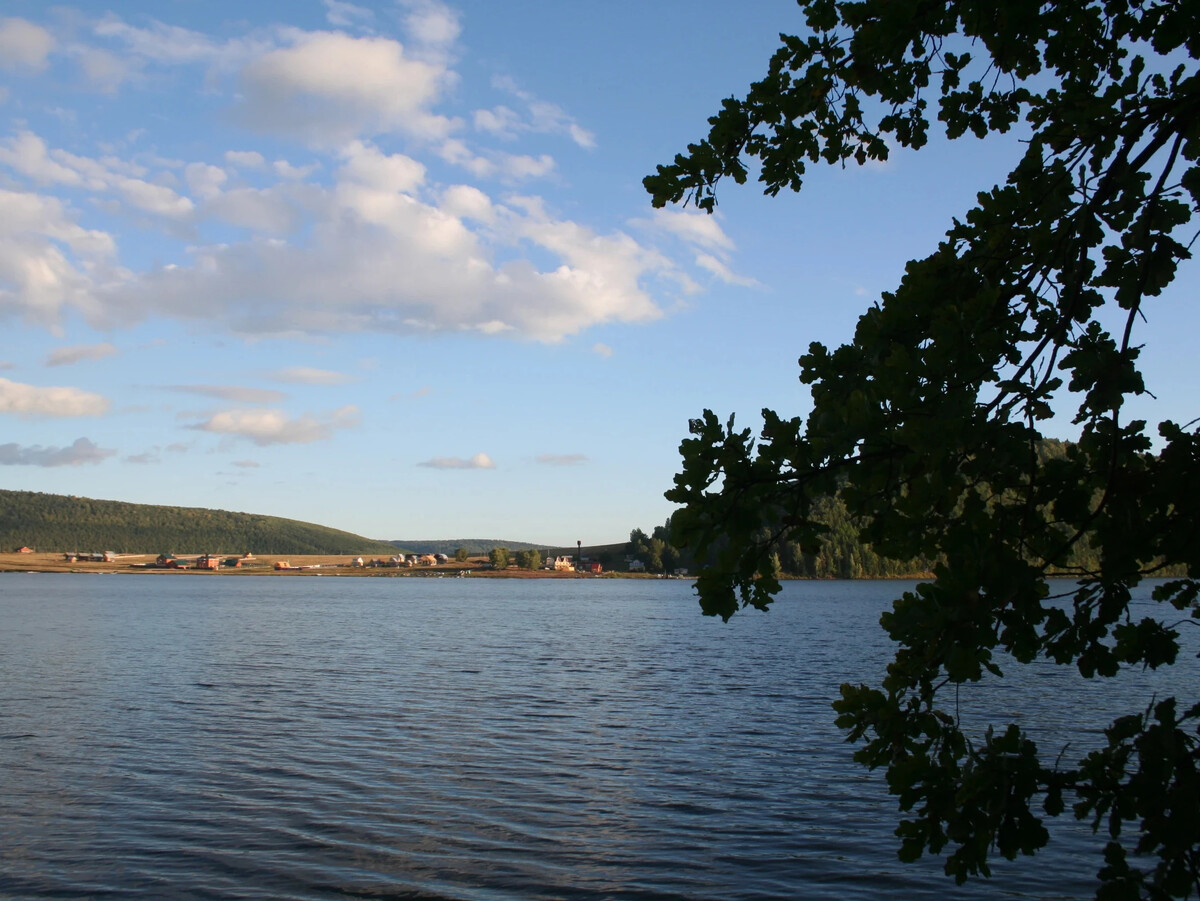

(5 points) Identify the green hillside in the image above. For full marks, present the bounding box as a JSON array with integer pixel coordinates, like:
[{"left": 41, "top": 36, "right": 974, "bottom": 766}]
[{"left": 0, "top": 490, "right": 396, "bottom": 555}]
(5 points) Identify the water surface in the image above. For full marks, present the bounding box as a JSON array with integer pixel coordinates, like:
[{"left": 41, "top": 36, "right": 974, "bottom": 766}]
[{"left": 1, "top": 576, "right": 1192, "bottom": 899}]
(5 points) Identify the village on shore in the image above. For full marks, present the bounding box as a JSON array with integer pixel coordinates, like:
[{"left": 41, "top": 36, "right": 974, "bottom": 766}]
[{"left": 0, "top": 547, "right": 668, "bottom": 578}]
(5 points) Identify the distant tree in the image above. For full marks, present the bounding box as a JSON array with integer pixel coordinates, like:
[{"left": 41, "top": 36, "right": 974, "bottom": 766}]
[
  {"left": 514, "top": 548, "right": 542, "bottom": 571},
  {"left": 455, "top": 546, "right": 469, "bottom": 563},
  {"left": 488, "top": 547, "right": 509, "bottom": 569}
]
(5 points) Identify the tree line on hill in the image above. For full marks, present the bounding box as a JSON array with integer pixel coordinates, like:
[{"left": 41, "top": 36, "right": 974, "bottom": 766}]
[{"left": 0, "top": 490, "right": 396, "bottom": 555}]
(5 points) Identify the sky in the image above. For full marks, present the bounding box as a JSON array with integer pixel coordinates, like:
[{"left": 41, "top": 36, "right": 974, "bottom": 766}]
[{"left": 1, "top": 1, "right": 1196, "bottom": 545}]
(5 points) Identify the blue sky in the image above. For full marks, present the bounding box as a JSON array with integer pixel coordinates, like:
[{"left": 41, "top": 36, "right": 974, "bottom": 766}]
[{"left": 1, "top": 1, "right": 1195, "bottom": 544}]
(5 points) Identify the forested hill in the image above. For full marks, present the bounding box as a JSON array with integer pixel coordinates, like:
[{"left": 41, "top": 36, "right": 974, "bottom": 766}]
[{"left": 0, "top": 490, "right": 397, "bottom": 555}]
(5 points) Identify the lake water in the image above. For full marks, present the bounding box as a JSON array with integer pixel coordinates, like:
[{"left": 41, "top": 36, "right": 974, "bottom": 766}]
[{"left": 1, "top": 575, "right": 1194, "bottom": 900}]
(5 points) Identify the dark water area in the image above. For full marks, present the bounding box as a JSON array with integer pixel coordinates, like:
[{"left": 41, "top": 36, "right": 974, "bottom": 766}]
[{"left": 1, "top": 575, "right": 1195, "bottom": 900}]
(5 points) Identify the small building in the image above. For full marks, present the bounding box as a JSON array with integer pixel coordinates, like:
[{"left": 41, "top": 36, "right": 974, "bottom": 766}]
[
  {"left": 196, "top": 554, "right": 220, "bottom": 570},
  {"left": 586, "top": 562, "right": 603, "bottom": 574},
  {"left": 419, "top": 554, "right": 437, "bottom": 566},
  {"left": 274, "top": 560, "right": 290, "bottom": 570},
  {"left": 351, "top": 556, "right": 364, "bottom": 567},
  {"left": 14, "top": 546, "right": 34, "bottom": 554},
  {"left": 552, "top": 556, "right": 575, "bottom": 572},
  {"left": 434, "top": 553, "right": 449, "bottom": 564},
  {"left": 628, "top": 559, "right": 646, "bottom": 572},
  {"left": 156, "top": 553, "right": 178, "bottom": 567},
  {"left": 222, "top": 557, "right": 242, "bottom": 568}
]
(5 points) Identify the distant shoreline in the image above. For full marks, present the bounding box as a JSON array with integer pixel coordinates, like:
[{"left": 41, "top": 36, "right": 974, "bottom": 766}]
[{"left": 0, "top": 552, "right": 666, "bottom": 579}]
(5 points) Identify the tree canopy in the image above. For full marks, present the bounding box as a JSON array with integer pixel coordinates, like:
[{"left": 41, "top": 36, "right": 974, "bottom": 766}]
[{"left": 647, "top": 0, "right": 1200, "bottom": 897}]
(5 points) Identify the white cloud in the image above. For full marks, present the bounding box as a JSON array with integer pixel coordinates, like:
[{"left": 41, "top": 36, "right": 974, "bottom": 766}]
[
  {"left": 202, "top": 185, "right": 306, "bottom": 235},
  {"left": 268, "top": 366, "right": 353, "bottom": 385},
  {"left": 192, "top": 405, "right": 360, "bottom": 445},
  {"left": 0, "top": 377, "right": 108, "bottom": 417},
  {"left": 324, "top": 0, "right": 375, "bottom": 29},
  {"left": 473, "top": 105, "right": 521, "bottom": 139},
  {"left": 0, "top": 18, "right": 54, "bottom": 71},
  {"left": 440, "top": 184, "right": 494, "bottom": 223},
  {"left": 185, "top": 162, "right": 227, "bottom": 199},
  {"left": 0, "top": 188, "right": 118, "bottom": 325},
  {"left": 400, "top": 0, "right": 461, "bottom": 52},
  {"left": 485, "top": 75, "right": 595, "bottom": 149},
  {"left": 695, "top": 252, "right": 760, "bottom": 287},
  {"left": 273, "top": 158, "right": 320, "bottom": 179},
  {"left": 99, "top": 180, "right": 667, "bottom": 341},
  {"left": 236, "top": 31, "right": 453, "bottom": 145},
  {"left": 92, "top": 14, "right": 267, "bottom": 70},
  {"left": 592, "top": 342, "right": 613, "bottom": 358},
  {"left": 635, "top": 208, "right": 758, "bottom": 287},
  {"left": 232, "top": 459, "right": 260, "bottom": 468},
  {"left": 169, "top": 385, "right": 288, "bottom": 404},
  {"left": 0, "top": 132, "right": 84, "bottom": 186},
  {"left": 536, "top": 453, "right": 587, "bottom": 466},
  {"left": 45, "top": 343, "right": 119, "bottom": 367},
  {"left": 0, "top": 132, "right": 193, "bottom": 218},
  {"left": 225, "top": 150, "right": 266, "bottom": 169},
  {"left": 124, "top": 451, "right": 158, "bottom": 464},
  {"left": 76, "top": 48, "right": 131, "bottom": 93},
  {"left": 0, "top": 437, "right": 115, "bottom": 467},
  {"left": 418, "top": 452, "right": 494, "bottom": 469},
  {"left": 498, "top": 153, "right": 555, "bottom": 181},
  {"left": 337, "top": 141, "right": 425, "bottom": 193},
  {"left": 225, "top": 149, "right": 265, "bottom": 169},
  {"left": 648, "top": 209, "right": 735, "bottom": 252}
]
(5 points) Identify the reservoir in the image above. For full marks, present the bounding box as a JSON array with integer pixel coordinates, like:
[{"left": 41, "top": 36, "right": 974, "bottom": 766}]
[{"left": 0, "top": 575, "right": 1192, "bottom": 899}]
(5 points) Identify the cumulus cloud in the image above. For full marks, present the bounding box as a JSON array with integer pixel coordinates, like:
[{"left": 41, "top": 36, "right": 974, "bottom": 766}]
[
  {"left": 268, "top": 366, "right": 353, "bottom": 385},
  {"left": 45, "top": 342, "right": 119, "bottom": 367},
  {"left": 191, "top": 404, "right": 360, "bottom": 445},
  {"left": 0, "top": 377, "right": 109, "bottom": 417},
  {"left": 418, "top": 452, "right": 494, "bottom": 470},
  {"left": 0, "top": 188, "right": 119, "bottom": 325},
  {"left": 0, "top": 18, "right": 54, "bottom": 71},
  {"left": 0, "top": 131, "right": 193, "bottom": 218},
  {"left": 168, "top": 384, "right": 287, "bottom": 404},
  {"left": 236, "top": 31, "right": 453, "bottom": 145},
  {"left": 97, "top": 170, "right": 667, "bottom": 341},
  {"left": 536, "top": 453, "right": 587, "bottom": 466},
  {"left": 0, "top": 437, "right": 115, "bottom": 467}
]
